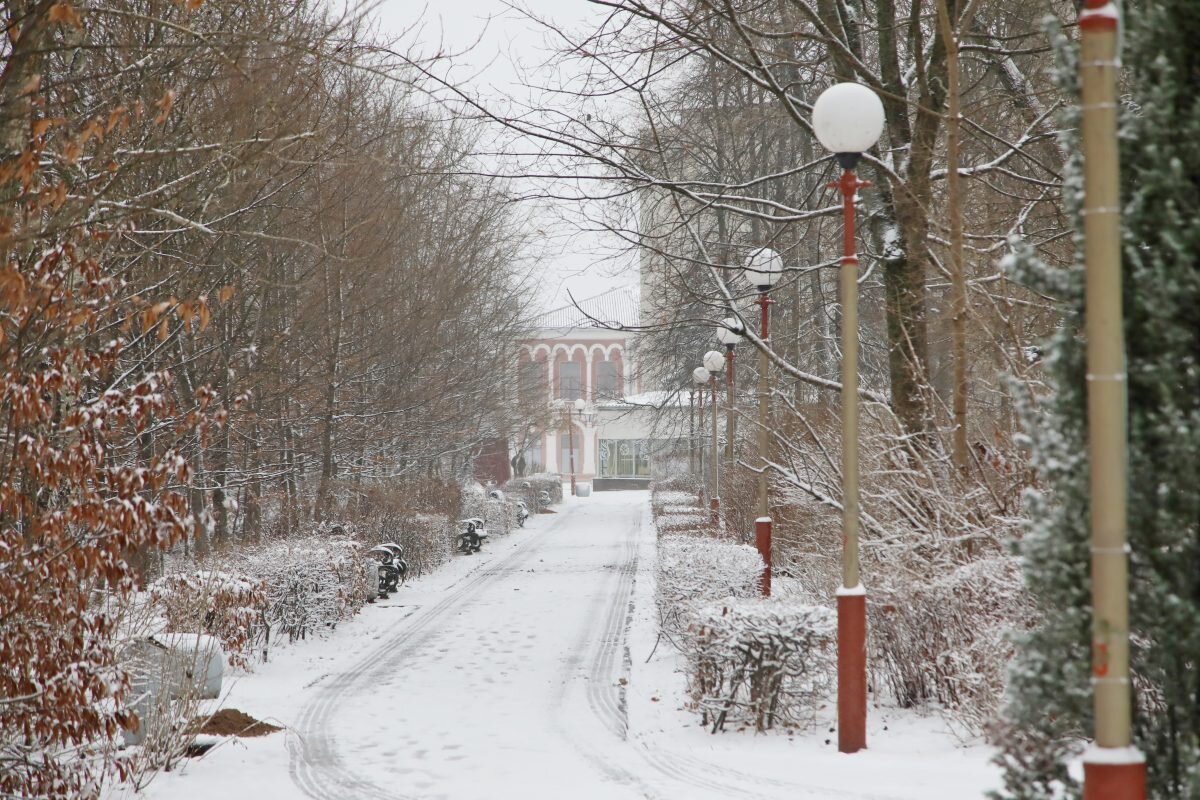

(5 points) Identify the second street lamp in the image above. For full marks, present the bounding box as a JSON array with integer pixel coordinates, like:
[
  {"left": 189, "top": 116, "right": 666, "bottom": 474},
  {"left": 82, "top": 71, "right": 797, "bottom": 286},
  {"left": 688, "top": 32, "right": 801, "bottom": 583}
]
[
  {"left": 703, "top": 350, "right": 725, "bottom": 524},
  {"left": 692, "top": 366, "right": 711, "bottom": 504},
  {"left": 716, "top": 317, "right": 744, "bottom": 462},
  {"left": 813, "top": 80, "right": 885, "bottom": 755},
  {"left": 743, "top": 247, "right": 784, "bottom": 597}
]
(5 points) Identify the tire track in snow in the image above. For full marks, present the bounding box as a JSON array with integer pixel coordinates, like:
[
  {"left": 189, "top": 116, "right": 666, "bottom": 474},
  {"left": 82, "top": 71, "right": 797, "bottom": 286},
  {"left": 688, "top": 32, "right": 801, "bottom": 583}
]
[
  {"left": 573, "top": 502, "right": 897, "bottom": 800},
  {"left": 287, "top": 514, "right": 568, "bottom": 800}
]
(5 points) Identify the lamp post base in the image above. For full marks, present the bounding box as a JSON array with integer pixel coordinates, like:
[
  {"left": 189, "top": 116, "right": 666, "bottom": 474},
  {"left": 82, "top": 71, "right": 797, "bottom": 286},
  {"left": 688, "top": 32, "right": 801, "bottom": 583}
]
[
  {"left": 710, "top": 496, "right": 720, "bottom": 525},
  {"left": 755, "top": 517, "right": 772, "bottom": 596},
  {"left": 837, "top": 587, "right": 867, "bottom": 753},
  {"left": 1083, "top": 748, "right": 1146, "bottom": 800}
]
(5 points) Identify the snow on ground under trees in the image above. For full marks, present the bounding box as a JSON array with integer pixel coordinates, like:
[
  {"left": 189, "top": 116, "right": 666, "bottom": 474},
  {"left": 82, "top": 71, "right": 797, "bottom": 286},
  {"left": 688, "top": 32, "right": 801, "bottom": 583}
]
[{"left": 107, "top": 491, "right": 1001, "bottom": 800}]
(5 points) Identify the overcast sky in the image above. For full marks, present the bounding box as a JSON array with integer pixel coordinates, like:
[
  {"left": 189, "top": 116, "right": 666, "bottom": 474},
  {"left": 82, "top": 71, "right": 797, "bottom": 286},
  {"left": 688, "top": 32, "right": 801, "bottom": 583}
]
[{"left": 367, "top": 0, "right": 639, "bottom": 312}]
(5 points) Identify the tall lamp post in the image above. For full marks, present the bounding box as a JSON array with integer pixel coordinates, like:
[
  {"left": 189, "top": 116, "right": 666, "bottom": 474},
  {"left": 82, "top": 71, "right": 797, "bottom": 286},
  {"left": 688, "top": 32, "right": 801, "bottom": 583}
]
[
  {"left": 812, "top": 81, "right": 885, "bottom": 754},
  {"left": 1079, "top": 2, "right": 1144, "bottom": 797},
  {"left": 692, "top": 367, "right": 711, "bottom": 505},
  {"left": 716, "top": 318, "right": 744, "bottom": 462},
  {"left": 743, "top": 248, "right": 784, "bottom": 597},
  {"left": 703, "top": 350, "right": 725, "bottom": 524},
  {"left": 567, "top": 397, "right": 585, "bottom": 496}
]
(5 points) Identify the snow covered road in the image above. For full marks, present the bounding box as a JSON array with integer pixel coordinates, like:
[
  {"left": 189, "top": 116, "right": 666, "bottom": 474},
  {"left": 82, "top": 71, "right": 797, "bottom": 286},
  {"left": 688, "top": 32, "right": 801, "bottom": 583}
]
[
  {"left": 288, "top": 491, "right": 647, "bottom": 800},
  {"left": 117, "top": 489, "right": 1001, "bottom": 800}
]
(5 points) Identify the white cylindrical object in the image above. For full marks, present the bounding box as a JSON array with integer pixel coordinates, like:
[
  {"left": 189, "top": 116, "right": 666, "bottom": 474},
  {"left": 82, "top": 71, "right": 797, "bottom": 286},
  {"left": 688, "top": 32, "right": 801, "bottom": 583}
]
[
  {"left": 743, "top": 247, "right": 784, "bottom": 288},
  {"left": 812, "top": 83, "right": 885, "bottom": 154}
]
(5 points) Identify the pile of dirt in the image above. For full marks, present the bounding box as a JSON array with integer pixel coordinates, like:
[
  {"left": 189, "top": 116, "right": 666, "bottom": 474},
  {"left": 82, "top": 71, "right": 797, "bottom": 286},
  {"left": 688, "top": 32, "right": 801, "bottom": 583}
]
[{"left": 192, "top": 708, "right": 280, "bottom": 738}]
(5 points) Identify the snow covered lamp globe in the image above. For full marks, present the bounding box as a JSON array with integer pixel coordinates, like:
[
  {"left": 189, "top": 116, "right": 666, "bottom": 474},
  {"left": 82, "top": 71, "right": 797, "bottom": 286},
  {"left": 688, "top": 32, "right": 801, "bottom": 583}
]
[
  {"left": 691, "top": 366, "right": 709, "bottom": 386},
  {"left": 702, "top": 350, "right": 724, "bottom": 374},
  {"left": 716, "top": 317, "right": 743, "bottom": 348},
  {"left": 742, "top": 247, "right": 784, "bottom": 294},
  {"left": 811, "top": 82, "right": 885, "bottom": 170},
  {"left": 812, "top": 81, "right": 886, "bottom": 757}
]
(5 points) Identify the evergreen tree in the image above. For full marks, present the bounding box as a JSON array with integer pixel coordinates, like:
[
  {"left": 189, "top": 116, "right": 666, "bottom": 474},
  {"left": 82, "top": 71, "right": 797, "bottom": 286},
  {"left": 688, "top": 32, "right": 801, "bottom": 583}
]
[{"left": 995, "top": 3, "right": 1200, "bottom": 797}]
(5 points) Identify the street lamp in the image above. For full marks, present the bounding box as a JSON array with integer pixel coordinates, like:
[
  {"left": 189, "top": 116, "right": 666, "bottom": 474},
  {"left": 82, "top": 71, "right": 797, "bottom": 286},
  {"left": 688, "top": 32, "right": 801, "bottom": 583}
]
[
  {"left": 692, "top": 366, "right": 711, "bottom": 505},
  {"left": 743, "top": 247, "right": 784, "bottom": 598},
  {"left": 1078, "top": 3, "right": 1144, "bottom": 797},
  {"left": 566, "top": 397, "right": 586, "bottom": 496},
  {"left": 703, "top": 350, "right": 725, "bottom": 524},
  {"left": 716, "top": 317, "right": 744, "bottom": 462},
  {"left": 813, "top": 81, "right": 885, "bottom": 754}
]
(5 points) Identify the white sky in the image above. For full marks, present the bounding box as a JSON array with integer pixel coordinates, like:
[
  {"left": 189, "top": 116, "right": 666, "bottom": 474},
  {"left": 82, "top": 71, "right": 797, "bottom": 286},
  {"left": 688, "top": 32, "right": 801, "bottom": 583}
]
[{"left": 366, "top": 0, "right": 640, "bottom": 312}]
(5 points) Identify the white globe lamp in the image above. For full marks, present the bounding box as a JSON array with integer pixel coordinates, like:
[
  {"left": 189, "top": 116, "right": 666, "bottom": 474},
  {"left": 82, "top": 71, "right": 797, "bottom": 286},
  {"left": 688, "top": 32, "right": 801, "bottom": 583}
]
[
  {"left": 716, "top": 317, "right": 744, "bottom": 346},
  {"left": 743, "top": 247, "right": 784, "bottom": 293},
  {"left": 703, "top": 350, "right": 725, "bottom": 373},
  {"left": 812, "top": 83, "right": 885, "bottom": 168}
]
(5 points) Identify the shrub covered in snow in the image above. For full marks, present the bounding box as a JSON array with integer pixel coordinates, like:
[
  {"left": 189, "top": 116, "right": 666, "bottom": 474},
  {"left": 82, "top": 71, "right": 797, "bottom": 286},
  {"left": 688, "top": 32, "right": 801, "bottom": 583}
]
[
  {"left": 230, "top": 537, "right": 367, "bottom": 659},
  {"left": 684, "top": 599, "right": 835, "bottom": 732},
  {"left": 462, "top": 490, "right": 516, "bottom": 535},
  {"left": 655, "top": 511, "right": 708, "bottom": 534},
  {"left": 656, "top": 534, "right": 765, "bottom": 637},
  {"left": 510, "top": 473, "right": 563, "bottom": 506},
  {"left": 651, "top": 489, "right": 700, "bottom": 515},
  {"left": 148, "top": 571, "right": 267, "bottom": 669},
  {"left": 367, "top": 511, "right": 453, "bottom": 578}
]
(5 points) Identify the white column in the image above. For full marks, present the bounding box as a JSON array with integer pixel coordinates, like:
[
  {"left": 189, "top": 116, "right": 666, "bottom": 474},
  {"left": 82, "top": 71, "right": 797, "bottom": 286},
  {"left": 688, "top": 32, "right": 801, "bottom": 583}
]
[
  {"left": 546, "top": 431, "right": 559, "bottom": 473},
  {"left": 582, "top": 426, "right": 594, "bottom": 478}
]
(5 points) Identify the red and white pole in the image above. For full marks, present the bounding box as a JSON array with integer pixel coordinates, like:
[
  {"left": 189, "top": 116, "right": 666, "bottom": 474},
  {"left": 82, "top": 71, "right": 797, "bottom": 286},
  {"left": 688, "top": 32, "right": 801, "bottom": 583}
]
[
  {"left": 755, "top": 291, "right": 773, "bottom": 596},
  {"left": 568, "top": 410, "right": 577, "bottom": 497},
  {"left": 1079, "top": 1, "right": 1145, "bottom": 797},
  {"left": 834, "top": 161, "right": 868, "bottom": 754}
]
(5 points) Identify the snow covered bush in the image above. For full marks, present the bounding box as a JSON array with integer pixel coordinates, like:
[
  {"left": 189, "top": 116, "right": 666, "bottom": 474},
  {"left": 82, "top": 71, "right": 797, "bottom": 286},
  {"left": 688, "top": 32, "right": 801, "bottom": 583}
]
[
  {"left": 684, "top": 599, "right": 835, "bottom": 732},
  {"left": 520, "top": 473, "right": 564, "bottom": 505},
  {"left": 148, "top": 571, "right": 268, "bottom": 669},
  {"left": 655, "top": 511, "right": 708, "bottom": 534},
  {"left": 652, "top": 489, "right": 699, "bottom": 514},
  {"left": 462, "top": 489, "right": 517, "bottom": 535},
  {"left": 656, "top": 534, "right": 765, "bottom": 637},
  {"left": 232, "top": 537, "right": 367, "bottom": 659},
  {"left": 378, "top": 512, "right": 453, "bottom": 578},
  {"left": 871, "top": 555, "right": 1026, "bottom": 735}
]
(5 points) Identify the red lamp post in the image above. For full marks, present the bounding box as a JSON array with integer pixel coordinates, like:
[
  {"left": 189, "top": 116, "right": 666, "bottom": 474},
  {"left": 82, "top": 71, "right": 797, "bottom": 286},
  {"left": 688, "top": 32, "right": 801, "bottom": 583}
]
[
  {"left": 743, "top": 248, "right": 784, "bottom": 597},
  {"left": 692, "top": 366, "right": 711, "bottom": 507},
  {"left": 1079, "top": 1, "right": 1144, "bottom": 797},
  {"left": 567, "top": 397, "right": 585, "bottom": 496},
  {"left": 812, "top": 81, "right": 886, "bottom": 755},
  {"left": 703, "top": 350, "right": 725, "bottom": 524}
]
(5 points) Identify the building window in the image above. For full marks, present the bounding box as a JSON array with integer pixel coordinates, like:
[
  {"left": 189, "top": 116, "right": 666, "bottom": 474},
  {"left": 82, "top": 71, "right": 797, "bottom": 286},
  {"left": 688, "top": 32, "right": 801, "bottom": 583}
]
[
  {"left": 516, "top": 441, "right": 543, "bottom": 476},
  {"left": 598, "top": 439, "right": 652, "bottom": 477},
  {"left": 519, "top": 360, "right": 547, "bottom": 406},
  {"left": 558, "top": 361, "right": 582, "bottom": 400},
  {"left": 595, "top": 360, "right": 620, "bottom": 400}
]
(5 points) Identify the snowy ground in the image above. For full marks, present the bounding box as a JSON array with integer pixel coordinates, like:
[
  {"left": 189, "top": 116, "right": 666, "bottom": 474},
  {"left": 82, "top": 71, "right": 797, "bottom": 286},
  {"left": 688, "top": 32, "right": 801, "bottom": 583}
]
[{"left": 111, "top": 490, "right": 1002, "bottom": 799}]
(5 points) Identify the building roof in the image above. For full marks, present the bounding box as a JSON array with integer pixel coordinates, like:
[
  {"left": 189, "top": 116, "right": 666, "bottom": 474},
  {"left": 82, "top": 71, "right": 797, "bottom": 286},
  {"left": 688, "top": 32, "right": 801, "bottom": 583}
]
[{"left": 532, "top": 286, "right": 639, "bottom": 331}]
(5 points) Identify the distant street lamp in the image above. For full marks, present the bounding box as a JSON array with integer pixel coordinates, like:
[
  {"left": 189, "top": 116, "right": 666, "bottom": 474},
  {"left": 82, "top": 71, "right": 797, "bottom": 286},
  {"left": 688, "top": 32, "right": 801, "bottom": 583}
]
[
  {"left": 567, "top": 397, "right": 586, "bottom": 496},
  {"left": 716, "top": 317, "right": 744, "bottom": 462},
  {"left": 743, "top": 247, "right": 784, "bottom": 597},
  {"left": 703, "top": 350, "right": 725, "bottom": 524},
  {"left": 692, "top": 366, "right": 711, "bottom": 505},
  {"left": 813, "top": 81, "right": 885, "bottom": 755}
]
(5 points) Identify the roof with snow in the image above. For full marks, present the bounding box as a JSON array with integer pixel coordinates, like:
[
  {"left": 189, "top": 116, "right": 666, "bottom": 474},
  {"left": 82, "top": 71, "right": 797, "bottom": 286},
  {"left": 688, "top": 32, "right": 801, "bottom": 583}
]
[{"left": 532, "top": 286, "right": 639, "bottom": 331}]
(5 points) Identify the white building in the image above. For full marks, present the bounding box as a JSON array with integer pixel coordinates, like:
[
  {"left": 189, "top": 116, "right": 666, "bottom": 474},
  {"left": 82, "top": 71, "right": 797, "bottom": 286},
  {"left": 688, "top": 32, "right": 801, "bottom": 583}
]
[{"left": 515, "top": 288, "right": 681, "bottom": 490}]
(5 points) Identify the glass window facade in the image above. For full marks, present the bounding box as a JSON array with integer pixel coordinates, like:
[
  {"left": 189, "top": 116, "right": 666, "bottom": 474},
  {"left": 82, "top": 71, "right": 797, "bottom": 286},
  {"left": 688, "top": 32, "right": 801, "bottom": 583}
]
[{"left": 598, "top": 439, "right": 655, "bottom": 477}]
